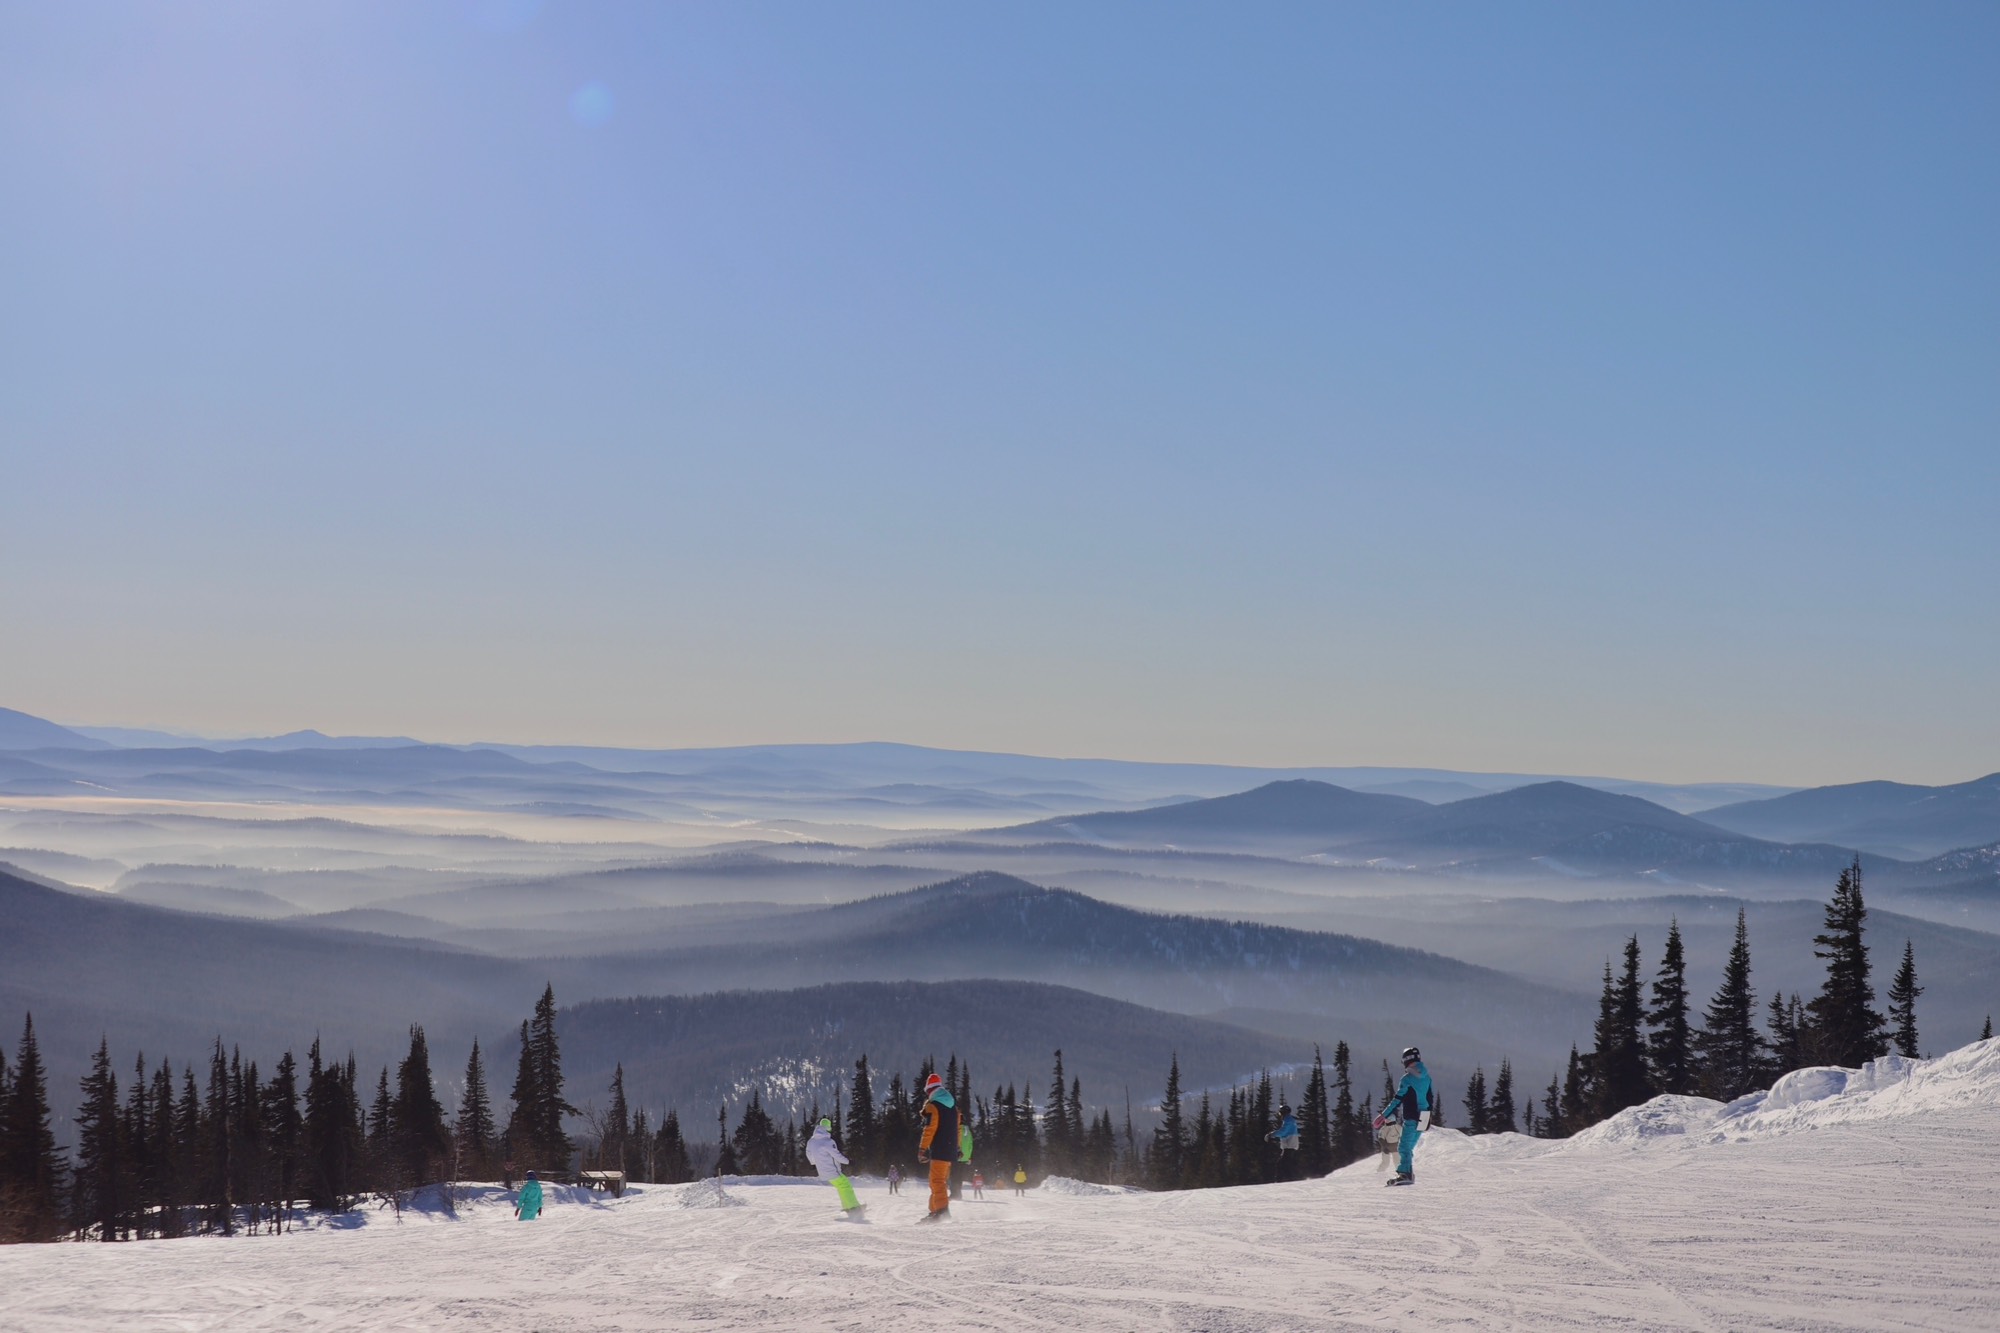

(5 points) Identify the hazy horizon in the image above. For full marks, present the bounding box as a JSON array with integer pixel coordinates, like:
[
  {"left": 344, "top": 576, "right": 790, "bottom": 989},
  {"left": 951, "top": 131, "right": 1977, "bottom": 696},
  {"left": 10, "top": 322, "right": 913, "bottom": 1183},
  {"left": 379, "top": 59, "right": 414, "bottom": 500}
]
[{"left": 4, "top": 3, "right": 1995, "bottom": 787}]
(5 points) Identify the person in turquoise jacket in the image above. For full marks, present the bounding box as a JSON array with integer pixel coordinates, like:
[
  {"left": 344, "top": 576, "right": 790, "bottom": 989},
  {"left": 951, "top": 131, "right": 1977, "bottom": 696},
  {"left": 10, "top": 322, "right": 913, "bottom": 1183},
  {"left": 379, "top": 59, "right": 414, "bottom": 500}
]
[
  {"left": 1373, "top": 1048, "right": 1434, "bottom": 1186},
  {"left": 515, "top": 1169, "right": 545, "bottom": 1220},
  {"left": 1266, "top": 1102, "right": 1302, "bottom": 1180}
]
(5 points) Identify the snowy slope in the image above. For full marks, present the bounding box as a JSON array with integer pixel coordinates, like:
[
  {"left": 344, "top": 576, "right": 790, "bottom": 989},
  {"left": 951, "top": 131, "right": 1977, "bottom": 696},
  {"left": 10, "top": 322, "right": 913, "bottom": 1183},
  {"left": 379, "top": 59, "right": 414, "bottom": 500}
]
[{"left": 4, "top": 1040, "right": 1997, "bottom": 1331}]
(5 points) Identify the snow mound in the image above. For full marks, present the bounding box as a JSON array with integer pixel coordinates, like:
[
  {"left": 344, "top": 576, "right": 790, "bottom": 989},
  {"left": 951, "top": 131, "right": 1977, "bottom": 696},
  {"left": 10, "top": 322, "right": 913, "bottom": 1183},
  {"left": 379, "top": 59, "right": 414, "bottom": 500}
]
[
  {"left": 1037, "top": 1176, "right": 1135, "bottom": 1196},
  {"left": 678, "top": 1178, "right": 747, "bottom": 1209},
  {"left": 1566, "top": 1095, "right": 1723, "bottom": 1151},
  {"left": 1709, "top": 1038, "right": 2000, "bottom": 1141}
]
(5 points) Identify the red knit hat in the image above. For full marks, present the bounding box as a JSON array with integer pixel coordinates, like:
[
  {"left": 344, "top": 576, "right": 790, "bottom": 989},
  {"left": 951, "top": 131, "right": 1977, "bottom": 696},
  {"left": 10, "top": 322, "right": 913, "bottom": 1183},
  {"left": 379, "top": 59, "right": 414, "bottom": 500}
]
[{"left": 925, "top": 1074, "right": 943, "bottom": 1091}]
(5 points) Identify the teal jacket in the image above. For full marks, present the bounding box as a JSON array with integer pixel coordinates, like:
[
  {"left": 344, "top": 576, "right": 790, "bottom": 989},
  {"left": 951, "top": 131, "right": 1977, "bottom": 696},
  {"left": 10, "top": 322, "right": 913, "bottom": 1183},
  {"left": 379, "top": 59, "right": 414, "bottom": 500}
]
[
  {"left": 1388, "top": 1062, "right": 1434, "bottom": 1124},
  {"left": 516, "top": 1179, "right": 544, "bottom": 1220}
]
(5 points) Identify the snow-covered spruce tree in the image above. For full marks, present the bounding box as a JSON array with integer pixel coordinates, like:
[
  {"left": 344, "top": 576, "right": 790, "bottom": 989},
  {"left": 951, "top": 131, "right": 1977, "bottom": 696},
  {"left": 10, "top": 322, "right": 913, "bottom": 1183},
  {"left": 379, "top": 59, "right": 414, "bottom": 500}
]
[
  {"left": 1886, "top": 942, "right": 1922, "bottom": 1059},
  {"left": 1462, "top": 1067, "right": 1488, "bottom": 1135},
  {"left": 1984, "top": 1016, "right": 1993, "bottom": 1042},
  {"left": 1647, "top": 919, "right": 1695, "bottom": 1095},
  {"left": 1490, "top": 1059, "right": 1516, "bottom": 1134},
  {"left": 1691, "top": 908, "right": 1763, "bottom": 1101},
  {"left": 1805, "top": 859, "right": 1889, "bottom": 1067}
]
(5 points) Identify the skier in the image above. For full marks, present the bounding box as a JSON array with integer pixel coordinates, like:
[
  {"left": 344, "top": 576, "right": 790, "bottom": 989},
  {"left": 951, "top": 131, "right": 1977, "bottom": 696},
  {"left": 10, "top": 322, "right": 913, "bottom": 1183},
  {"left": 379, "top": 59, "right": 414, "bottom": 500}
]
[
  {"left": 1373, "top": 1047, "right": 1435, "bottom": 1187},
  {"left": 971, "top": 1170, "right": 985, "bottom": 1199},
  {"left": 1012, "top": 1165, "right": 1027, "bottom": 1196},
  {"left": 514, "top": 1169, "right": 544, "bottom": 1221},
  {"left": 805, "top": 1117, "right": 864, "bottom": 1215},
  {"left": 1266, "top": 1100, "right": 1301, "bottom": 1180},
  {"left": 916, "top": 1073, "right": 959, "bottom": 1223},
  {"left": 887, "top": 1163, "right": 902, "bottom": 1195}
]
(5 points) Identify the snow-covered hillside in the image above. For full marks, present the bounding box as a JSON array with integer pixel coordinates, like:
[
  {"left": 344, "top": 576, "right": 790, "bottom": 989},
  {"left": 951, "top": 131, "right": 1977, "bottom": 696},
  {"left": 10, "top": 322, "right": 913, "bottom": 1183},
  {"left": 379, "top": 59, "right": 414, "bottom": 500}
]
[{"left": 5, "top": 1041, "right": 1997, "bottom": 1331}]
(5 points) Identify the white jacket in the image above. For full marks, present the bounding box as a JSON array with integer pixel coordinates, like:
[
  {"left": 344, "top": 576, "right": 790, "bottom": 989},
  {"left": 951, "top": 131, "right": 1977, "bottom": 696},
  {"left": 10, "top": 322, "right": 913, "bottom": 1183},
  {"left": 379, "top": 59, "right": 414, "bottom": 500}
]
[{"left": 805, "top": 1125, "right": 849, "bottom": 1179}]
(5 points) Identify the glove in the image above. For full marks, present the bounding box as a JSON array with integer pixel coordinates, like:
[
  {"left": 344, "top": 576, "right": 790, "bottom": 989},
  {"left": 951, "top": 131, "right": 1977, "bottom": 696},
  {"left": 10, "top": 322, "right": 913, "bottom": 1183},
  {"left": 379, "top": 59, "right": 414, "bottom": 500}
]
[{"left": 917, "top": 1153, "right": 929, "bottom": 1164}]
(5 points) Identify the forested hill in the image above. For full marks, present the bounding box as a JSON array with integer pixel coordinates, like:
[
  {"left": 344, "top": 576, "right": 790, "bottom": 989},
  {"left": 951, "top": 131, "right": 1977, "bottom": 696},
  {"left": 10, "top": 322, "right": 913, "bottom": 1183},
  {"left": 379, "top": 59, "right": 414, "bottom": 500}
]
[{"left": 558, "top": 980, "right": 1306, "bottom": 1118}]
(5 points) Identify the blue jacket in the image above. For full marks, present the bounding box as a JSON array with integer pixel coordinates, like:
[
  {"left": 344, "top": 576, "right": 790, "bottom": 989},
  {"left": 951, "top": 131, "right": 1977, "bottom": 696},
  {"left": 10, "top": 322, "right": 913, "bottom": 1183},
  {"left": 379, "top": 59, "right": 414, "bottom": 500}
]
[
  {"left": 1389, "top": 1062, "right": 1434, "bottom": 1123},
  {"left": 1273, "top": 1113, "right": 1299, "bottom": 1146}
]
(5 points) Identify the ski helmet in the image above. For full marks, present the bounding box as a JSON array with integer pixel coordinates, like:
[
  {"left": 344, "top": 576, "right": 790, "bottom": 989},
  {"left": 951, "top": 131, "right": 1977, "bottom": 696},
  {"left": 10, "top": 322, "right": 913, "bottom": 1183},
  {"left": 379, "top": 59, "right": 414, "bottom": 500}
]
[
  {"left": 818, "top": 1117, "right": 833, "bottom": 1131},
  {"left": 1401, "top": 1047, "right": 1421, "bottom": 1064}
]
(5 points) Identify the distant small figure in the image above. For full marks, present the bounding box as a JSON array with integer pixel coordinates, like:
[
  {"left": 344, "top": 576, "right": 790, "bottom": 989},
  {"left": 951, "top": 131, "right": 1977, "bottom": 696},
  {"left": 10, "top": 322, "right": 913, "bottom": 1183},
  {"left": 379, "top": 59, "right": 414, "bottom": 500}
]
[
  {"left": 887, "top": 1163, "right": 902, "bottom": 1195},
  {"left": 1012, "top": 1165, "right": 1027, "bottom": 1196},
  {"left": 515, "top": 1169, "right": 544, "bottom": 1221},
  {"left": 1267, "top": 1101, "right": 1301, "bottom": 1181},
  {"left": 971, "top": 1170, "right": 985, "bottom": 1199},
  {"left": 806, "top": 1117, "right": 864, "bottom": 1214}
]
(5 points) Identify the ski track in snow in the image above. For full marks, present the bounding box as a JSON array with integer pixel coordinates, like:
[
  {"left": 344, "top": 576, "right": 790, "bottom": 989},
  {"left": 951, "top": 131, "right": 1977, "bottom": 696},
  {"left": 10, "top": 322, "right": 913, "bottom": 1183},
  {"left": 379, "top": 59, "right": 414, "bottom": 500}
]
[{"left": 5, "top": 1044, "right": 1999, "bottom": 1332}]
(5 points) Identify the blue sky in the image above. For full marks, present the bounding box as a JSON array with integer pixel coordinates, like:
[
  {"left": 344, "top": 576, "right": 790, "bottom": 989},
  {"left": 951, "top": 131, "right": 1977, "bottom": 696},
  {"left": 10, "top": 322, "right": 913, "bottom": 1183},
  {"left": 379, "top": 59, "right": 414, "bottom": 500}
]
[{"left": 2, "top": 2, "right": 1994, "bottom": 783}]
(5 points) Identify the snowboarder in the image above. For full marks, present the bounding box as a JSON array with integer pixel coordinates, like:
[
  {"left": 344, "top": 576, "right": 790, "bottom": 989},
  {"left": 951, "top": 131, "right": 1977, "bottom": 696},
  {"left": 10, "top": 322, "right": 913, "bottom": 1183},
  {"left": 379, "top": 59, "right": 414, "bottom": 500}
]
[
  {"left": 1267, "top": 1101, "right": 1301, "bottom": 1181},
  {"left": 805, "top": 1117, "right": 864, "bottom": 1214},
  {"left": 916, "top": 1073, "right": 959, "bottom": 1222},
  {"left": 972, "top": 1170, "right": 985, "bottom": 1199},
  {"left": 1013, "top": 1165, "right": 1027, "bottom": 1196},
  {"left": 951, "top": 1118, "right": 974, "bottom": 1201},
  {"left": 1373, "top": 1047, "right": 1435, "bottom": 1187},
  {"left": 887, "top": 1163, "right": 902, "bottom": 1195},
  {"left": 514, "top": 1170, "right": 544, "bottom": 1221}
]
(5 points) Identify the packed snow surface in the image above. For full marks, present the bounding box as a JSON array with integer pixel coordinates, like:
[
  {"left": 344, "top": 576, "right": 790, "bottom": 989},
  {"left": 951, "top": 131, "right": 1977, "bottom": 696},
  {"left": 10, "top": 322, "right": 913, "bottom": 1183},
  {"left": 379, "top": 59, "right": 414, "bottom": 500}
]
[{"left": 4, "top": 1040, "right": 1997, "bottom": 1331}]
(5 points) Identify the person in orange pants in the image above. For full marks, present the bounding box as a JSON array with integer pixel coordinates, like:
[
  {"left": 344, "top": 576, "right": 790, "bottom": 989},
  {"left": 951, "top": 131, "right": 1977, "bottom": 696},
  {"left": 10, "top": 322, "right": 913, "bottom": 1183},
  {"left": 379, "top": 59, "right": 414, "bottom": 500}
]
[{"left": 916, "top": 1073, "right": 959, "bottom": 1223}]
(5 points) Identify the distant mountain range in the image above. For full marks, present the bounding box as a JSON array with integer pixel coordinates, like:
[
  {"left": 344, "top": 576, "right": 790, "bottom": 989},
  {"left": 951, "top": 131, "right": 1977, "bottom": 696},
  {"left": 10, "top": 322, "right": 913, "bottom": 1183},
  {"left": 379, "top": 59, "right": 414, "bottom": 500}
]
[
  {"left": 978, "top": 778, "right": 2000, "bottom": 890},
  {"left": 1699, "top": 774, "right": 2000, "bottom": 860},
  {"left": 0, "top": 865, "right": 1589, "bottom": 1120}
]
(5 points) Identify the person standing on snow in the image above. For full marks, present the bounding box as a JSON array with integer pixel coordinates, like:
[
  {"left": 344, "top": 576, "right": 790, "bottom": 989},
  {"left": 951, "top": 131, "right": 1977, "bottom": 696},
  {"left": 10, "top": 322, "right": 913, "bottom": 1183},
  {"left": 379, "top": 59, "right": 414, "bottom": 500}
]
[
  {"left": 916, "top": 1073, "right": 959, "bottom": 1222},
  {"left": 1267, "top": 1101, "right": 1301, "bottom": 1180},
  {"left": 950, "top": 1118, "right": 974, "bottom": 1201},
  {"left": 887, "top": 1163, "right": 902, "bottom": 1195},
  {"left": 514, "top": 1169, "right": 545, "bottom": 1221},
  {"left": 1012, "top": 1165, "right": 1027, "bottom": 1196},
  {"left": 1373, "top": 1047, "right": 1434, "bottom": 1187},
  {"left": 806, "top": 1117, "right": 864, "bottom": 1214}
]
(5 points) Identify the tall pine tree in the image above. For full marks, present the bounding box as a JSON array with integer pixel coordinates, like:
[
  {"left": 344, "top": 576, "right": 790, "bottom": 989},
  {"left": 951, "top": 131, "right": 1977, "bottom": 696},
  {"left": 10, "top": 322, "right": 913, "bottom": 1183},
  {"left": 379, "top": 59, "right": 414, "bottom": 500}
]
[
  {"left": 1805, "top": 859, "right": 1888, "bottom": 1066},
  {"left": 1886, "top": 941, "right": 1922, "bottom": 1059},
  {"left": 1692, "top": 907, "right": 1764, "bottom": 1101},
  {"left": 1150, "top": 1055, "right": 1186, "bottom": 1189},
  {"left": 456, "top": 1039, "right": 496, "bottom": 1180},
  {"left": 1490, "top": 1059, "right": 1516, "bottom": 1134},
  {"left": 1646, "top": 918, "right": 1695, "bottom": 1095},
  {"left": 1591, "top": 939, "right": 1653, "bottom": 1121}
]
